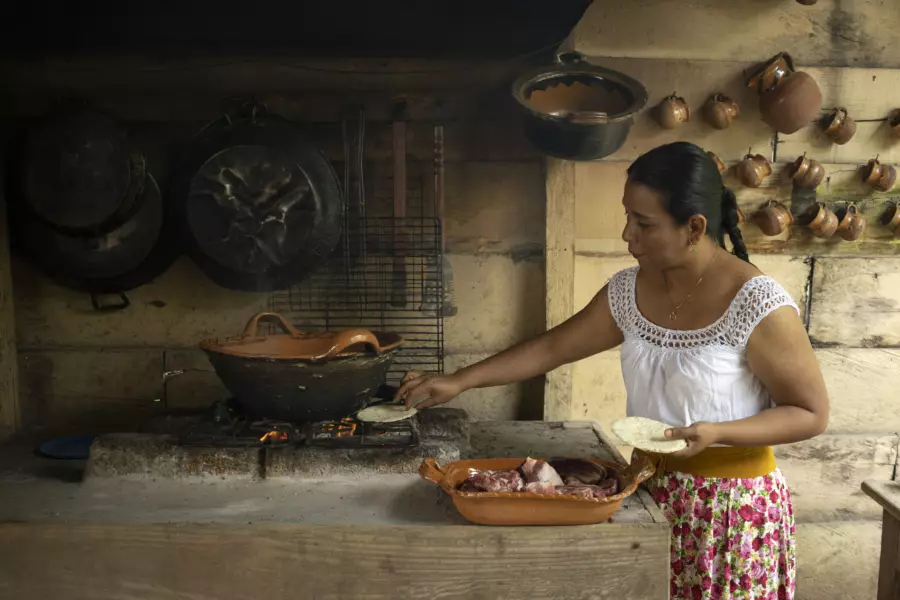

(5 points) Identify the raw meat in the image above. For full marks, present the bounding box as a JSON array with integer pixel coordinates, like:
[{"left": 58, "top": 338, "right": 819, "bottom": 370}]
[
  {"left": 595, "top": 477, "right": 619, "bottom": 497},
  {"left": 459, "top": 470, "right": 523, "bottom": 493},
  {"left": 548, "top": 458, "right": 609, "bottom": 486},
  {"left": 518, "top": 457, "right": 564, "bottom": 487},
  {"left": 524, "top": 481, "right": 558, "bottom": 495},
  {"left": 557, "top": 486, "right": 594, "bottom": 499}
]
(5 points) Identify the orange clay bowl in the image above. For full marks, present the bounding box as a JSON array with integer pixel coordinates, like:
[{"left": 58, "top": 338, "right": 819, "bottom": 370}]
[{"left": 419, "top": 455, "right": 655, "bottom": 526}]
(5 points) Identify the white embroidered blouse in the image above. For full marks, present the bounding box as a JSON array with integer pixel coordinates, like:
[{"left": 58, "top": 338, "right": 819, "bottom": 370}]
[{"left": 607, "top": 267, "right": 799, "bottom": 429}]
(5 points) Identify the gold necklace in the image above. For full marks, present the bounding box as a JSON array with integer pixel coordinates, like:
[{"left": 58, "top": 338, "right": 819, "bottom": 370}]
[{"left": 665, "top": 250, "right": 719, "bottom": 321}]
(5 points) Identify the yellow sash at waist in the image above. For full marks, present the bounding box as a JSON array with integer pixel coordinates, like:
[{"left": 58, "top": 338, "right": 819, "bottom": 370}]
[{"left": 645, "top": 445, "right": 777, "bottom": 479}]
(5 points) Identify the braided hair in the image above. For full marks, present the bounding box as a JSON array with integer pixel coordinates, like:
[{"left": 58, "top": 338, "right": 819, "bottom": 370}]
[{"left": 626, "top": 141, "right": 750, "bottom": 262}]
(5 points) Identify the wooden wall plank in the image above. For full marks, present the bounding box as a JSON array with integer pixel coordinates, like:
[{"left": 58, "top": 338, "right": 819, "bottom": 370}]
[
  {"left": 544, "top": 158, "right": 576, "bottom": 422},
  {"left": 803, "top": 66, "right": 900, "bottom": 118},
  {"left": 779, "top": 121, "right": 900, "bottom": 166},
  {"left": 0, "top": 522, "right": 670, "bottom": 600},
  {"left": 573, "top": 0, "right": 900, "bottom": 69},
  {"left": 820, "top": 349, "right": 900, "bottom": 433},
  {"left": 776, "top": 434, "right": 898, "bottom": 522},
  {"left": 809, "top": 258, "right": 900, "bottom": 347},
  {"left": 0, "top": 173, "right": 18, "bottom": 437},
  {"left": 574, "top": 160, "right": 900, "bottom": 257},
  {"left": 582, "top": 58, "right": 774, "bottom": 163}
]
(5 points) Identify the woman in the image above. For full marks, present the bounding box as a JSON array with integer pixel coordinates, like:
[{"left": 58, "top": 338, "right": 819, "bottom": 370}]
[{"left": 398, "top": 141, "right": 829, "bottom": 600}]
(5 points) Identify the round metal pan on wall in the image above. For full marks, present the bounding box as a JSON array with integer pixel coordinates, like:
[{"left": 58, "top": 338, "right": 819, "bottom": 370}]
[
  {"left": 11, "top": 173, "right": 183, "bottom": 309},
  {"left": 172, "top": 109, "right": 343, "bottom": 292},
  {"left": 17, "top": 107, "right": 147, "bottom": 235}
]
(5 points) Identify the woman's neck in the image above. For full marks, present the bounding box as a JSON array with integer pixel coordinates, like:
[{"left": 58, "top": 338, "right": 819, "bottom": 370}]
[{"left": 660, "top": 240, "right": 720, "bottom": 293}]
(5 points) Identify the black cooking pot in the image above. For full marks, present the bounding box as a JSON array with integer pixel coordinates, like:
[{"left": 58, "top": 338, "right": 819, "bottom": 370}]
[
  {"left": 512, "top": 52, "right": 648, "bottom": 161},
  {"left": 18, "top": 107, "right": 146, "bottom": 235},
  {"left": 10, "top": 170, "right": 183, "bottom": 309},
  {"left": 200, "top": 312, "right": 403, "bottom": 422}
]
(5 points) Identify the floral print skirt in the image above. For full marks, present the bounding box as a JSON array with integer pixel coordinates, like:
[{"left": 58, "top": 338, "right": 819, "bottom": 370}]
[{"left": 647, "top": 469, "right": 796, "bottom": 600}]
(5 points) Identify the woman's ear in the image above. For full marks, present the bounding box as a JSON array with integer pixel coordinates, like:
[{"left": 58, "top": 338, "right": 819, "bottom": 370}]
[{"left": 688, "top": 215, "right": 708, "bottom": 244}]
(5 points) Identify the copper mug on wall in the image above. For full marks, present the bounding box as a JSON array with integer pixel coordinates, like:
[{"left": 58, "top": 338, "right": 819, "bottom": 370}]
[
  {"left": 707, "top": 150, "right": 727, "bottom": 174},
  {"left": 704, "top": 93, "right": 741, "bottom": 130},
  {"left": 737, "top": 152, "right": 772, "bottom": 188},
  {"left": 807, "top": 203, "right": 838, "bottom": 238},
  {"left": 754, "top": 200, "right": 793, "bottom": 236},
  {"left": 822, "top": 108, "right": 857, "bottom": 145},
  {"left": 880, "top": 202, "right": 900, "bottom": 237},
  {"left": 862, "top": 157, "right": 897, "bottom": 192},
  {"left": 788, "top": 153, "right": 825, "bottom": 189},
  {"left": 890, "top": 110, "right": 900, "bottom": 139},
  {"left": 655, "top": 93, "right": 690, "bottom": 129},
  {"left": 836, "top": 203, "right": 867, "bottom": 241}
]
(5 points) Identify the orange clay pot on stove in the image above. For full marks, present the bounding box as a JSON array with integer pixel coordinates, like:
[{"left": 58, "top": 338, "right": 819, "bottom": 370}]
[{"left": 419, "top": 454, "right": 656, "bottom": 526}]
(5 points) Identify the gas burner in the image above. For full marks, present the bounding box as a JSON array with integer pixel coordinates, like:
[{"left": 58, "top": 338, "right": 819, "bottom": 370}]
[
  {"left": 177, "top": 399, "right": 418, "bottom": 449},
  {"left": 307, "top": 417, "right": 418, "bottom": 448}
]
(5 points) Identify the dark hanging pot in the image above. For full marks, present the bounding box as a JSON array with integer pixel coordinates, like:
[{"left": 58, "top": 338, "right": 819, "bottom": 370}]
[
  {"left": 10, "top": 171, "right": 183, "bottom": 311},
  {"left": 17, "top": 106, "right": 146, "bottom": 236},
  {"left": 171, "top": 106, "right": 343, "bottom": 292},
  {"left": 512, "top": 52, "right": 648, "bottom": 161},
  {"left": 200, "top": 312, "right": 404, "bottom": 422}
]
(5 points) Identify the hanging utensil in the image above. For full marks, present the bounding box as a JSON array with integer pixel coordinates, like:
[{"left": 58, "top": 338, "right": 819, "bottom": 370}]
[
  {"left": 172, "top": 106, "right": 343, "bottom": 292},
  {"left": 391, "top": 107, "right": 408, "bottom": 307}
]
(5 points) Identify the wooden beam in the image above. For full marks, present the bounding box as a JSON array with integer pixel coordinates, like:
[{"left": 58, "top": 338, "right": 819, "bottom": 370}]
[
  {"left": 0, "top": 522, "right": 670, "bottom": 600},
  {"left": 0, "top": 168, "right": 18, "bottom": 437},
  {"left": 544, "top": 158, "right": 576, "bottom": 421}
]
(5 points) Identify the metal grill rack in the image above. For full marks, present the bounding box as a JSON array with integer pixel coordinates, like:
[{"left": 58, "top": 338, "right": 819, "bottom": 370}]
[{"left": 269, "top": 114, "right": 445, "bottom": 384}]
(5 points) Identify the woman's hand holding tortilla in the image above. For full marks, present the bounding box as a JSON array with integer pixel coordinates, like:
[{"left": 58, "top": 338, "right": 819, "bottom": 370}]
[
  {"left": 397, "top": 371, "right": 466, "bottom": 410},
  {"left": 664, "top": 421, "right": 720, "bottom": 458}
]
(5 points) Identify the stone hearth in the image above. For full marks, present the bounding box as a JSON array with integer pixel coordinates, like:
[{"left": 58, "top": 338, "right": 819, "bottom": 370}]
[{"left": 85, "top": 408, "right": 469, "bottom": 479}]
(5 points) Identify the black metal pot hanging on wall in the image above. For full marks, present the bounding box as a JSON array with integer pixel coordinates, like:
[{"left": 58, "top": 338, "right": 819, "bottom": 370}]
[
  {"left": 10, "top": 173, "right": 183, "bottom": 310},
  {"left": 16, "top": 106, "right": 147, "bottom": 236},
  {"left": 171, "top": 106, "right": 343, "bottom": 292},
  {"left": 512, "top": 52, "right": 648, "bottom": 161}
]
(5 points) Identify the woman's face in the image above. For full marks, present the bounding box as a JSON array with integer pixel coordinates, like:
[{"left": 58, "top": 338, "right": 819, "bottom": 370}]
[{"left": 621, "top": 180, "right": 694, "bottom": 271}]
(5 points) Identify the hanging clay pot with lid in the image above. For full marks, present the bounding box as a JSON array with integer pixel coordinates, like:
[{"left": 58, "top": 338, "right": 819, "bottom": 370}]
[
  {"left": 747, "top": 52, "right": 822, "bottom": 134},
  {"left": 511, "top": 51, "right": 648, "bottom": 160}
]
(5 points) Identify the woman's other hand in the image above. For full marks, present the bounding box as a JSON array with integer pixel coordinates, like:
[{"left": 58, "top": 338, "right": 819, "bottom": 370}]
[
  {"left": 397, "top": 371, "right": 466, "bottom": 409},
  {"left": 665, "top": 421, "right": 721, "bottom": 458}
]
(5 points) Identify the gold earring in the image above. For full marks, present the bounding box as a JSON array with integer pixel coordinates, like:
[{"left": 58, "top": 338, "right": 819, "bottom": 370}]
[{"left": 690, "top": 243, "right": 697, "bottom": 253}]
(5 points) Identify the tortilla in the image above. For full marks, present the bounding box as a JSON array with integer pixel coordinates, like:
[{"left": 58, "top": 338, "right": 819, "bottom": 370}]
[
  {"left": 611, "top": 416, "right": 687, "bottom": 454},
  {"left": 356, "top": 403, "right": 418, "bottom": 423}
]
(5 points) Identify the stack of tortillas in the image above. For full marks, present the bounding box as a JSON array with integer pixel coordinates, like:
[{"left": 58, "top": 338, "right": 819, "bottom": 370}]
[
  {"left": 356, "top": 403, "right": 418, "bottom": 423},
  {"left": 611, "top": 416, "right": 687, "bottom": 453}
]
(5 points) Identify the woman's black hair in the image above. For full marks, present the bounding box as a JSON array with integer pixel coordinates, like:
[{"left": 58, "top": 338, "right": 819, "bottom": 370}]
[{"left": 626, "top": 141, "right": 750, "bottom": 262}]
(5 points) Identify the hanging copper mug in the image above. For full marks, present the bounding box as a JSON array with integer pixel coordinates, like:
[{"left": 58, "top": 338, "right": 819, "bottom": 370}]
[
  {"left": 822, "top": 108, "right": 857, "bottom": 145},
  {"left": 788, "top": 153, "right": 825, "bottom": 189},
  {"left": 737, "top": 152, "right": 772, "bottom": 188},
  {"left": 862, "top": 157, "right": 897, "bottom": 192},
  {"left": 754, "top": 200, "right": 793, "bottom": 236},
  {"left": 654, "top": 93, "right": 690, "bottom": 129},
  {"left": 880, "top": 202, "right": 900, "bottom": 237},
  {"left": 807, "top": 203, "right": 838, "bottom": 238},
  {"left": 704, "top": 93, "right": 741, "bottom": 130},
  {"left": 836, "top": 203, "right": 867, "bottom": 241}
]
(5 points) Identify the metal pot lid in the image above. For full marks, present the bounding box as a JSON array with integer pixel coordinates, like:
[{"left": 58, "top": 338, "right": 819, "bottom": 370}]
[
  {"left": 512, "top": 52, "right": 648, "bottom": 124},
  {"left": 200, "top": 312, "right": 403, "bottom": 361}
]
